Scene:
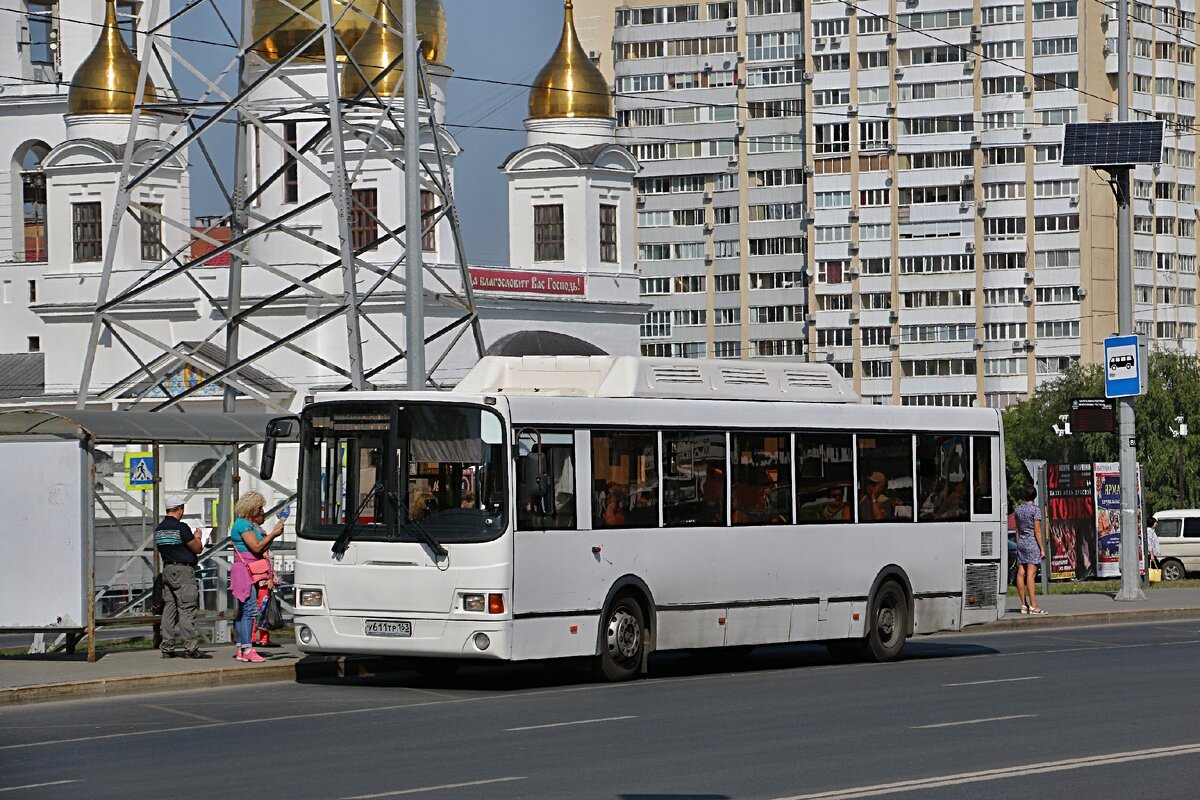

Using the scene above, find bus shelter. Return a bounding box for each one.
[0,409,287,661]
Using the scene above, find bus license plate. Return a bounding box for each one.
[364,619,411,638]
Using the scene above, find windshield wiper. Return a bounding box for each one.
[384,486,448,558]
[331,481,383,557]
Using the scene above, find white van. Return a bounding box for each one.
[1152,509,1200,581]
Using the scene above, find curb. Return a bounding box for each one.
[0,656,352,708]
[980,607,1200,631]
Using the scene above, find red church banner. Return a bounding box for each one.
[469,268,586,297]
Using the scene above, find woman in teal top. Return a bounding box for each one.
[229,491,284,662]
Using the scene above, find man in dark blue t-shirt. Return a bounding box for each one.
[154,494,212,659]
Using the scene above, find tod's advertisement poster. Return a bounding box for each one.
[1047,463,1097,580]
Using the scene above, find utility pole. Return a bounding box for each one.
[404,0,426,391]
[1113,0,1144,602]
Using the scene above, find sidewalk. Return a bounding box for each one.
[4,588,1200,707]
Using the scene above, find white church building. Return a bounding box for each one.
[0,0,644,411]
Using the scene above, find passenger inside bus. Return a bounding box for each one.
[820,486,852,521]
[732,470,784,525]
[601,484,628,526]
[859,471,898,521]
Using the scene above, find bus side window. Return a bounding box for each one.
[592,430,659,529]
[795,432,853,524]
[856,434,914,522]
[971,436,995,516]
[916,435,969,523]
[663,430,726,527]
[515,430,577,531]
[731,432,791,526]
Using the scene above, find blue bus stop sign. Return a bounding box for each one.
[1104,335,1145,398]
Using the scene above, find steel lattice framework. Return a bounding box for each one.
[76,0,484,415]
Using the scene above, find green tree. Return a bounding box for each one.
[1002,352,1200,513]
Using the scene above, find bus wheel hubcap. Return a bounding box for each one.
[878,603,897,643]
[608,610,640,660]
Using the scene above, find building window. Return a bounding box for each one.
[283,121,299,204]
[20,146,49,263]
[140,203,162,261]
[72,202,103,262]
[599,204,618,263]
[28,280,37,304]
[351,188,378,252]
[420,189,437,252]
[534,204,565,261]
[27,336,40,353]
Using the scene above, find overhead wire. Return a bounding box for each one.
[7,2,1200,143]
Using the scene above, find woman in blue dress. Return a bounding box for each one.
[1014,485,1047,615]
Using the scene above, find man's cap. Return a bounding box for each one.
[867,472,887,485]
[165,493,187,510]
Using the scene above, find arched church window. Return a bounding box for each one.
[187,458,229,490]
[16,144,50,263]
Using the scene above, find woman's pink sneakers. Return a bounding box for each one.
[236,649,266,663]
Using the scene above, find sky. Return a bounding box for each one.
[178,1,563,266]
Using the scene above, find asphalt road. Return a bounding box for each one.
[2,620,1199,799]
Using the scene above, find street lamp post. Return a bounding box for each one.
[1170,416,1188,506]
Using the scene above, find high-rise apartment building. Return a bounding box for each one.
[577,0,1199,407]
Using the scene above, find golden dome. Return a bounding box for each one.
[250,0,446,65]
[528,1,613,120]
[68,0,158,115]
[340,0,426,98]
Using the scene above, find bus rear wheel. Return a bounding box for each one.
[864,581,909,663]
[597,595,645,682]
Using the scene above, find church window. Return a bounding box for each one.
[140,203,162,261]
[72,202,103,262]
[535,204,565,261]
[420,189,438,252]
[600,204,618,263]
[351,188,378,252]
[283,121,299,204]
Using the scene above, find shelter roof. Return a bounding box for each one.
[0,409,275,444]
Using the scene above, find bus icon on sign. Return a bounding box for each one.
[1108,354,1135,372]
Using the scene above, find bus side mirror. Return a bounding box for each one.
[260,416,298,481]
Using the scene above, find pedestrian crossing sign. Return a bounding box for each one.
[125,452,155,491]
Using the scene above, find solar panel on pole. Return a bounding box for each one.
[1061,121,1165,166]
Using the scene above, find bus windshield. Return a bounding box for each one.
[299,401,507,544]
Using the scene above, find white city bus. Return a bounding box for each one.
[268,356,1006,680]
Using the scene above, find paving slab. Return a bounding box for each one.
[4,587,1200,707]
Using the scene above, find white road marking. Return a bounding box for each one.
[0,780,80,794]
[4,632,1199,752]
[772,742,1200,800]
[506,715,636,732]
[912,714,1035,729]
[944,676,1042,687]
[142,704,223,724]
[342,776,525,798]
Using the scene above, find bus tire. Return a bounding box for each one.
[864,580,908,663]
[1161,559,1187,582]
[597,594,646,682]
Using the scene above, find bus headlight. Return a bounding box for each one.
[298,625,313,644]
[461,593,485,612]
[473,633,491,650]
[297,588,324,607]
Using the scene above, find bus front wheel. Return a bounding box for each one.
[597,595,645,682]
[864,581,909,663]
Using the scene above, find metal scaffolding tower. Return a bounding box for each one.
[76,0,484,414]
